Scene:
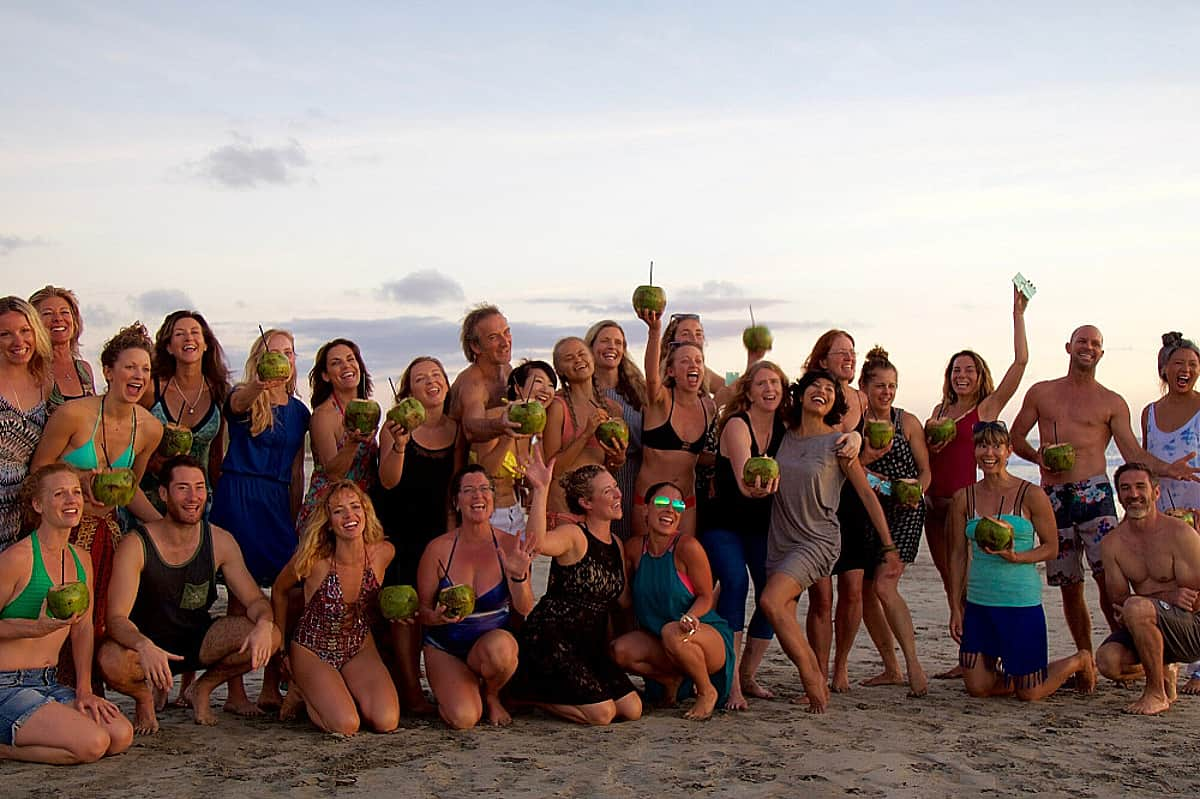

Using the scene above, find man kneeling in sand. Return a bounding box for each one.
[1097,462,1200,715]
[99,456,281,733]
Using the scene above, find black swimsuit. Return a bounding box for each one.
[642,390,710,455]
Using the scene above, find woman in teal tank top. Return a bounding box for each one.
[946,421,1096,700]
[611,481,733,721]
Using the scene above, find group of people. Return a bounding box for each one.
[1,281,1199,767]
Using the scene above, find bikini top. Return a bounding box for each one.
[0,531,87,620]
[62,399,137,471]
[438,528,510,614]
[643,390,710,455]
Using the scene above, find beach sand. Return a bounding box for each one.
[8,551,1198,798]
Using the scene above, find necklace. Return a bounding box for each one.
[172,377,207,416]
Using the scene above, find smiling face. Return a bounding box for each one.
[591,325,625,372]
[266,332,297,374]
[471,313,512,367]
[554,338,595,385]
[974,436,1011,476]
[162,464,208,526]
[666,343,705,393]
[522,367,556,405]
[949,354,981,401]
[674,319,705,348]
[1116,468,1159,520]
[33,470,84,530]
[455,471,495,524]
[1164,349,1200,396]
[408,360,448,408]
[748,366,783,413]
[0,310,36,368]
[819,334,856,383]
[103,346,152,404]
[646,483,685,535]
[581,470,622,520]
[328,487,368,541]
[322,344,360,393]
[802,376,836,417]
[167,316,207,367]
[865,368,898,414]
[34,297,76,348]
[1066,325,1104,373]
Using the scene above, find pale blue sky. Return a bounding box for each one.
[3,3,1198,422]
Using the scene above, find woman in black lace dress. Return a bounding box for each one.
[508,457,642,725]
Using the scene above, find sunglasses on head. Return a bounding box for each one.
[972,420,1009,435]
[651,495,687,511]
[669,313,700,323]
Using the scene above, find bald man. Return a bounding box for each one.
[1011,325,1200,662]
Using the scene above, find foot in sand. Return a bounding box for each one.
[656,678,683,708]
[1181,675,1200,695]
[831,670,851,694]
[133,698,160,735]
[153,685,169,713]
[224,696,265,717]
[860,670,906,687]
[484,694,512,727]
[933,664,963,680]
[741,677,774,700]
[184,682,219,726]
[257,687,284,713]
[724,687,748,711]
[1124,691,1171,716]
[402,691,436,716]
[907,664,929,698]
[685,687,718,721]
[278,688,305,722]
[1076,651,1098,695]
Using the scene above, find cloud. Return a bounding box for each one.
[83,304,117,331]
[381,270,465,306]
[131,289,195,319]
[187,134,310,189]
[0,235,48,256]
[530,279,788,318]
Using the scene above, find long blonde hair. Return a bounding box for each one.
[584,320,646,411]
[239,329,297,436]
[292,480,385,579]
[0,297,53,387]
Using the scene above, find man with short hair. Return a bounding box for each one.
[1011,325,1200,656]
[1097,462,1200,715]
[99,456,281,733]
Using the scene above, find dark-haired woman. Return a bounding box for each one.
[374,356,465,713]
[28,286,95,412]
[586,320,646,539]
[0,298,53,548]
[757,370,899,713]
[139,310,230,517]
[509,458,641,725]
[296,339,378,531]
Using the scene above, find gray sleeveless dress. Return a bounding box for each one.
[766,430,846,588]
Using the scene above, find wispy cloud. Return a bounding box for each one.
[186,133,310,189]
[131,289,194,319]
[381,270,465,306]
[0,235,48,256]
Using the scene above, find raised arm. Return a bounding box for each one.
[640,308,666,404]
[978,286,1029,421]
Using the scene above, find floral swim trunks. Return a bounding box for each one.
[1042,474,1118,586]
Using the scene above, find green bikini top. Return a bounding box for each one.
[62,400,136,471]
[0,532,87,620]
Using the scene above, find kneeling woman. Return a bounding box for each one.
[417,466,535,729]
[612,482,734,721]
[272,481,399,735]
[947,421,1096,700]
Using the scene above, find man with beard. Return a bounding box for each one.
[1011,325,1200,658]
[1096,463,1200,715]
[99,456,280,733]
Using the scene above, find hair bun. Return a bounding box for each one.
[865,345,889,362]
[1163,331,1184,347]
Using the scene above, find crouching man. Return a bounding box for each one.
[1097,462,1200,715]
[99,456,281,733]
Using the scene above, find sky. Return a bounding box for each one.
[3,2,1199,429]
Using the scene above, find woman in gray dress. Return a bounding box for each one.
[759,369,903,714]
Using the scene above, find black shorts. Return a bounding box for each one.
[1103,600,1200,664]
[159,617,217,674]
[833,483,877,575]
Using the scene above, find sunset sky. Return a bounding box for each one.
[4,3,1198,427]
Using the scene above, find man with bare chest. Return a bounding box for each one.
[1096,463,1200,714]
[1011,325,1199,656]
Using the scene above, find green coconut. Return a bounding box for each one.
[344,399,381,434]
[1042,443,1076,473]
[864,420,895,449]
[379,585,419,621]
[975,516,1014,551]
[1167,508,1198,527]
[92,469,136,507]
[387,396,426,433]
[743,456,781,487]
[256,351,291,381]
[46,581,89,620]
[438,584,477,619]
[741,325,774,352]
[925,417,957,446]
[596,419,630,449]
[507,400,547,435]
[632,285,666,314]
[158,423,194,457]
[891,478,923,506]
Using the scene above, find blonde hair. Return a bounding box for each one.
[584,320,646,411]
[292,480,385,579]
[239,329,298,436]
[0,296,53,387]
[28,286,84,357]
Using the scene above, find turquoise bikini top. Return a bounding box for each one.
[62,399,136,471]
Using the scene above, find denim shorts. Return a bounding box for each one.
[0,667,76,745]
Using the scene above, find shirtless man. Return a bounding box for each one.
[1011,325,1200,657]
[99,456,281,733]
[1096,463,1200,715]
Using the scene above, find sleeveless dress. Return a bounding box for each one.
[0,394,48,549]
[767,431,846,588]
[862,406,927,564]
[373,429,457,586]
[210,396,310,586]
[143,377,223,517]
[600,387,642,540]
[633,534,735,705]
[1146,403,1200,511]
[509,523,636,705]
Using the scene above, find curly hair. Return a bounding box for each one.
[716,360,789,437]
[0,296,53,387]
[28,285,85,357]
[151,310,231,408]
[309,338,373,409]
[100,322,153,369]
[584,320,646,411]
[662,341,705,393]
[292,480,385,579]
[559,464,607,515]
[785,369,847,428]
[238,329,298,436]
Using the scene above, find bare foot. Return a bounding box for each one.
[1124,691,1171,716]
[1181,676,1200,695]
[725,687,748,711]
[153,685,169,713]
[741,677,774,699]
[860,670,906,687]
[789,693,812,706]
[685,687,718,721]
[133,698,160,735]
[484,694,512,727]
[173,672,196,706]
[402,691,436,716]
[257,687,284,713]
[907,664,929,698]
[224,696,265,717]
[933,664,963,680]
[184,682,219,726]
[1165,664,1179,704]
[279,688,305,722]
[1076,651,1098,695]
[656,679,683,708]
[830,670,851,694]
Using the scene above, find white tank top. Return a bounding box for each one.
[1147,403,1200,511]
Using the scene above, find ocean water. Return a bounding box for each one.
[990,442,1122,486]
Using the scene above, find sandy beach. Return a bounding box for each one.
[7,551,1197,799]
